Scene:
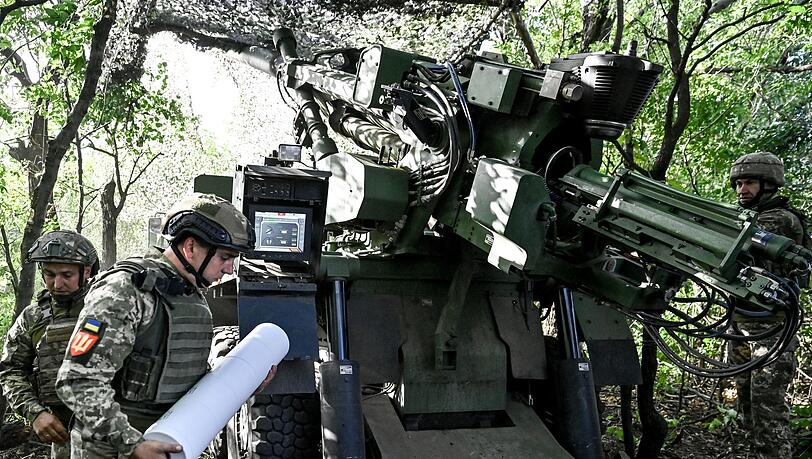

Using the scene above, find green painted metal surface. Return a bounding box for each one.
[317,153,409,225]
[193,174,233,200]
[466,62,521,113]
[466,158,552,271]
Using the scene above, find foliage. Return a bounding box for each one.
[792,404,812,457]
[707,407,738,432]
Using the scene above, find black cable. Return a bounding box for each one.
[609,261,803,378]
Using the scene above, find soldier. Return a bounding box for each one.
[0,230,99,459]
[728,151,810,458]
[56,194,269,458]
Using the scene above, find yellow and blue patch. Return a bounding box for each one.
[82,319,102,333]
[70,319,106,364]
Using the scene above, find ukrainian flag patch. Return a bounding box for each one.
[70,319,106,364]
[83,319,102,333]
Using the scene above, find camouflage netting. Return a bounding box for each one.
[105,0,503,82]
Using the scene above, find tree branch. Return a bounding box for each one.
[0,47,33,87]
[510,8,542,68]
[126,152,162,195]
[448,0,512,61]
[688,15,783,76]
[49,0,116,153]
[0,0,47,28]
[75,133,85,232]
[612,0,624,53]
[702,63,812,74]
[82,140,114,157]
[0,225,19,292]
[692,1,782,51]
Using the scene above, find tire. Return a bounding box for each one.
[206,326,321,459]
[247,393,321,458]
[206,326,241,459]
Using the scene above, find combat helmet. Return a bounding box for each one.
[161,193,255,287]
[28,230,100,276]
[729,151,785,189]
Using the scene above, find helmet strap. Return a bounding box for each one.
[171,240,217,288]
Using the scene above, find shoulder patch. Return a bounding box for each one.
[69,319,107,364]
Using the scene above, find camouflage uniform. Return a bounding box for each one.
[0,291,85,459]
[55,194,254,458]
[728,152,809,459]
[0,231,98,459]
[56,252,209,458]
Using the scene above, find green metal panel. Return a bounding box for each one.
[317,153,409,225]
[466,62,521,113]
[474,102,562,167]
[353,46,434,110]
[396,281,507,414]
[562,165,756,279]
[193,174,233,201]
[465,158,552,271]
[324,254,515,415]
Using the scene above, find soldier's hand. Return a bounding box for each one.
[253,364,278,395]
[131,440,183,458]
[33,411,69,444]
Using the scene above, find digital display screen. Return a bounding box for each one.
[255,211,307,253]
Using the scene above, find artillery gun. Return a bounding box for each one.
[193,28,811,459]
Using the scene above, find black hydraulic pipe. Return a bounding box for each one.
[331,279,349,360]
[559,287,581,358]
[554,288,603,459]
[321,279,365,459]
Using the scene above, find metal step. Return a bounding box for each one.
[363,396,573,458]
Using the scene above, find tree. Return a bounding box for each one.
[1,0,118,317]
[83,70,189,268]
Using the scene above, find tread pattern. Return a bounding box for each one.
[207,326,321,458]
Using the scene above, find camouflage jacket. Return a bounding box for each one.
[55,251,205,456]
[754,194,806,246]
[0,289,85,423]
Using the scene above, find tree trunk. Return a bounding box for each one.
[13,0,118,317]
[650,77,691,180]
[100,179,119,269]
[580,0,612,52]
[635,328,668,459]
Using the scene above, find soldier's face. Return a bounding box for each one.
[42,263,90,295]
[735,178,760,206]
[200,248,240,284]
[182,238,240,284]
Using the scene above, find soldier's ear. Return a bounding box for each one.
[83,265,91,278]
[179,236,197,259]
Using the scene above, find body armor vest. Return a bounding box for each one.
[33,292,81,407]
[105,257,213,416]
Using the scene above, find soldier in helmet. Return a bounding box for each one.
[56,194,273,458]
[728,151,810,458]
[0,230,99,459]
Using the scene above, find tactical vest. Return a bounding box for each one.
[757,196,812,287]
[105,257,213,416]
[32,292,81,407]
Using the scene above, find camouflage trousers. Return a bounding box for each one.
[69,425,129,459]
[729,321,797,459]
[51,440,70,459]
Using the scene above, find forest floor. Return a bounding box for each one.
[0,381,808,459]
[601,378,812,459]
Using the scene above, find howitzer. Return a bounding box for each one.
[198,28,811,459]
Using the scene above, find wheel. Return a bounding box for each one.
[245,393,321,458]
[206,326,321,459]
[206,326,241,459]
